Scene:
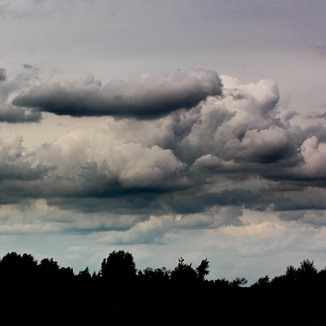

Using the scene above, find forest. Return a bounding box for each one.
[0,250,324,325]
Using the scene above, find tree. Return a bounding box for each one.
[138,266,171,282]
[297,259,317,285]
[297,259,317,276]
[252,275,270,288]
[196,258,210,281]
[171,257,198,283]
[231,277,247,287]
[38,257,60,277]
[100,250,136,282]
[77,267,92,281]
[0,252,37,281]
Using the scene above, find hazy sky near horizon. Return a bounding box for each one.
[0,0,326,284]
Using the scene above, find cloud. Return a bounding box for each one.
[0,106,42,123]
[279,210,326,225]
[1,68,326,231]
[0,68,6,81]
[12,68,223,119]
[0,67,42,123]
[293,136,326,179]
[94,206,243,245]
[0,134,52,205]
[223,126,296,163]
[3,66,326,286]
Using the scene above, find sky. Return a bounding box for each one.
[0,0,326,285]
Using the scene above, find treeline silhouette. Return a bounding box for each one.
[0,250,325,325]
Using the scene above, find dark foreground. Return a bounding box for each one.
[0,251,325,325]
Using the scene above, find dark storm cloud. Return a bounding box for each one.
[12,69,223,119]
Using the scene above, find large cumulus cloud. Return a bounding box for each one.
[12,68,223,119]
[1,67,326,231]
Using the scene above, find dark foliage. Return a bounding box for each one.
[0,251,325,325]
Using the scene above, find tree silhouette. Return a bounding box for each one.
[297,259,317,282]
[196,258,210,281]
[171,257,198,283]
[231,276,247,287]
[100,250,137,282]
[138,266,171,282]
[77,267,92,281]
[0,250,324,324]
[0,252,37,275]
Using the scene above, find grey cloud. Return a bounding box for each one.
[0,144,52,205]
[0,67,42,123]
[171,185,326,215]
[26,81,324,217]
[2,71,326,227]
[0,134,51,178]
[0,106,42,123]
[156,79,284,165]
[23,64,34,69]
[12,68,223,119]
[0,68,6,81]
[306,111,326,120]
[0,162,49,181]
[279,210,326,225]
[222,127,298,164]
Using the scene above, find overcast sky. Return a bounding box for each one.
[0,0,326,285]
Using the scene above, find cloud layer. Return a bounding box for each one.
[1,68,325,225]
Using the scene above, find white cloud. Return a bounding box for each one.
[298,136,326,178]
